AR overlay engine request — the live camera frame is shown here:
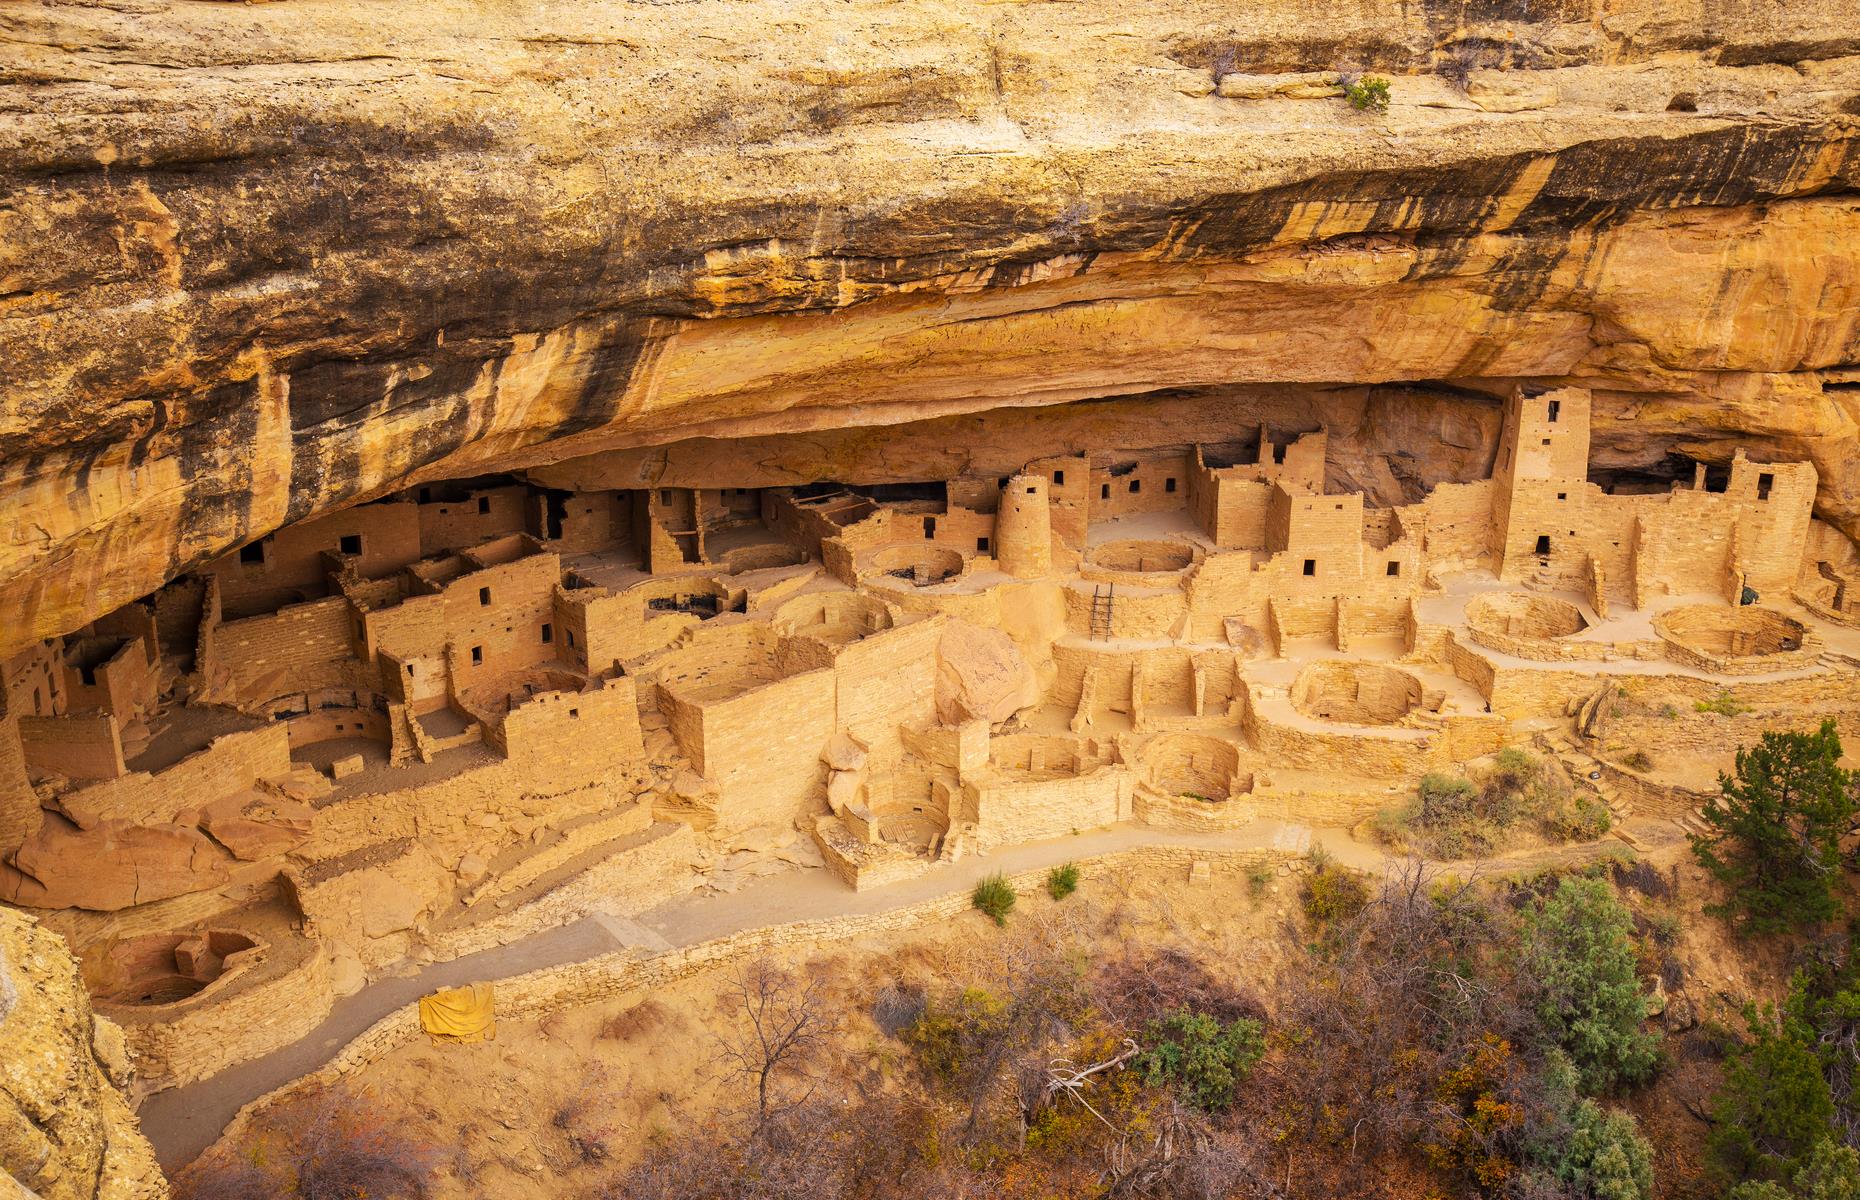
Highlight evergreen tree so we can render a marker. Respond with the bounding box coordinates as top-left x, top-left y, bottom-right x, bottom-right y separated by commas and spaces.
1520, 877, 1660, 1094
1711, 1003, 1838, 1185
1730, 1139, 1860, 1200
1693, 720, 1857, 934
